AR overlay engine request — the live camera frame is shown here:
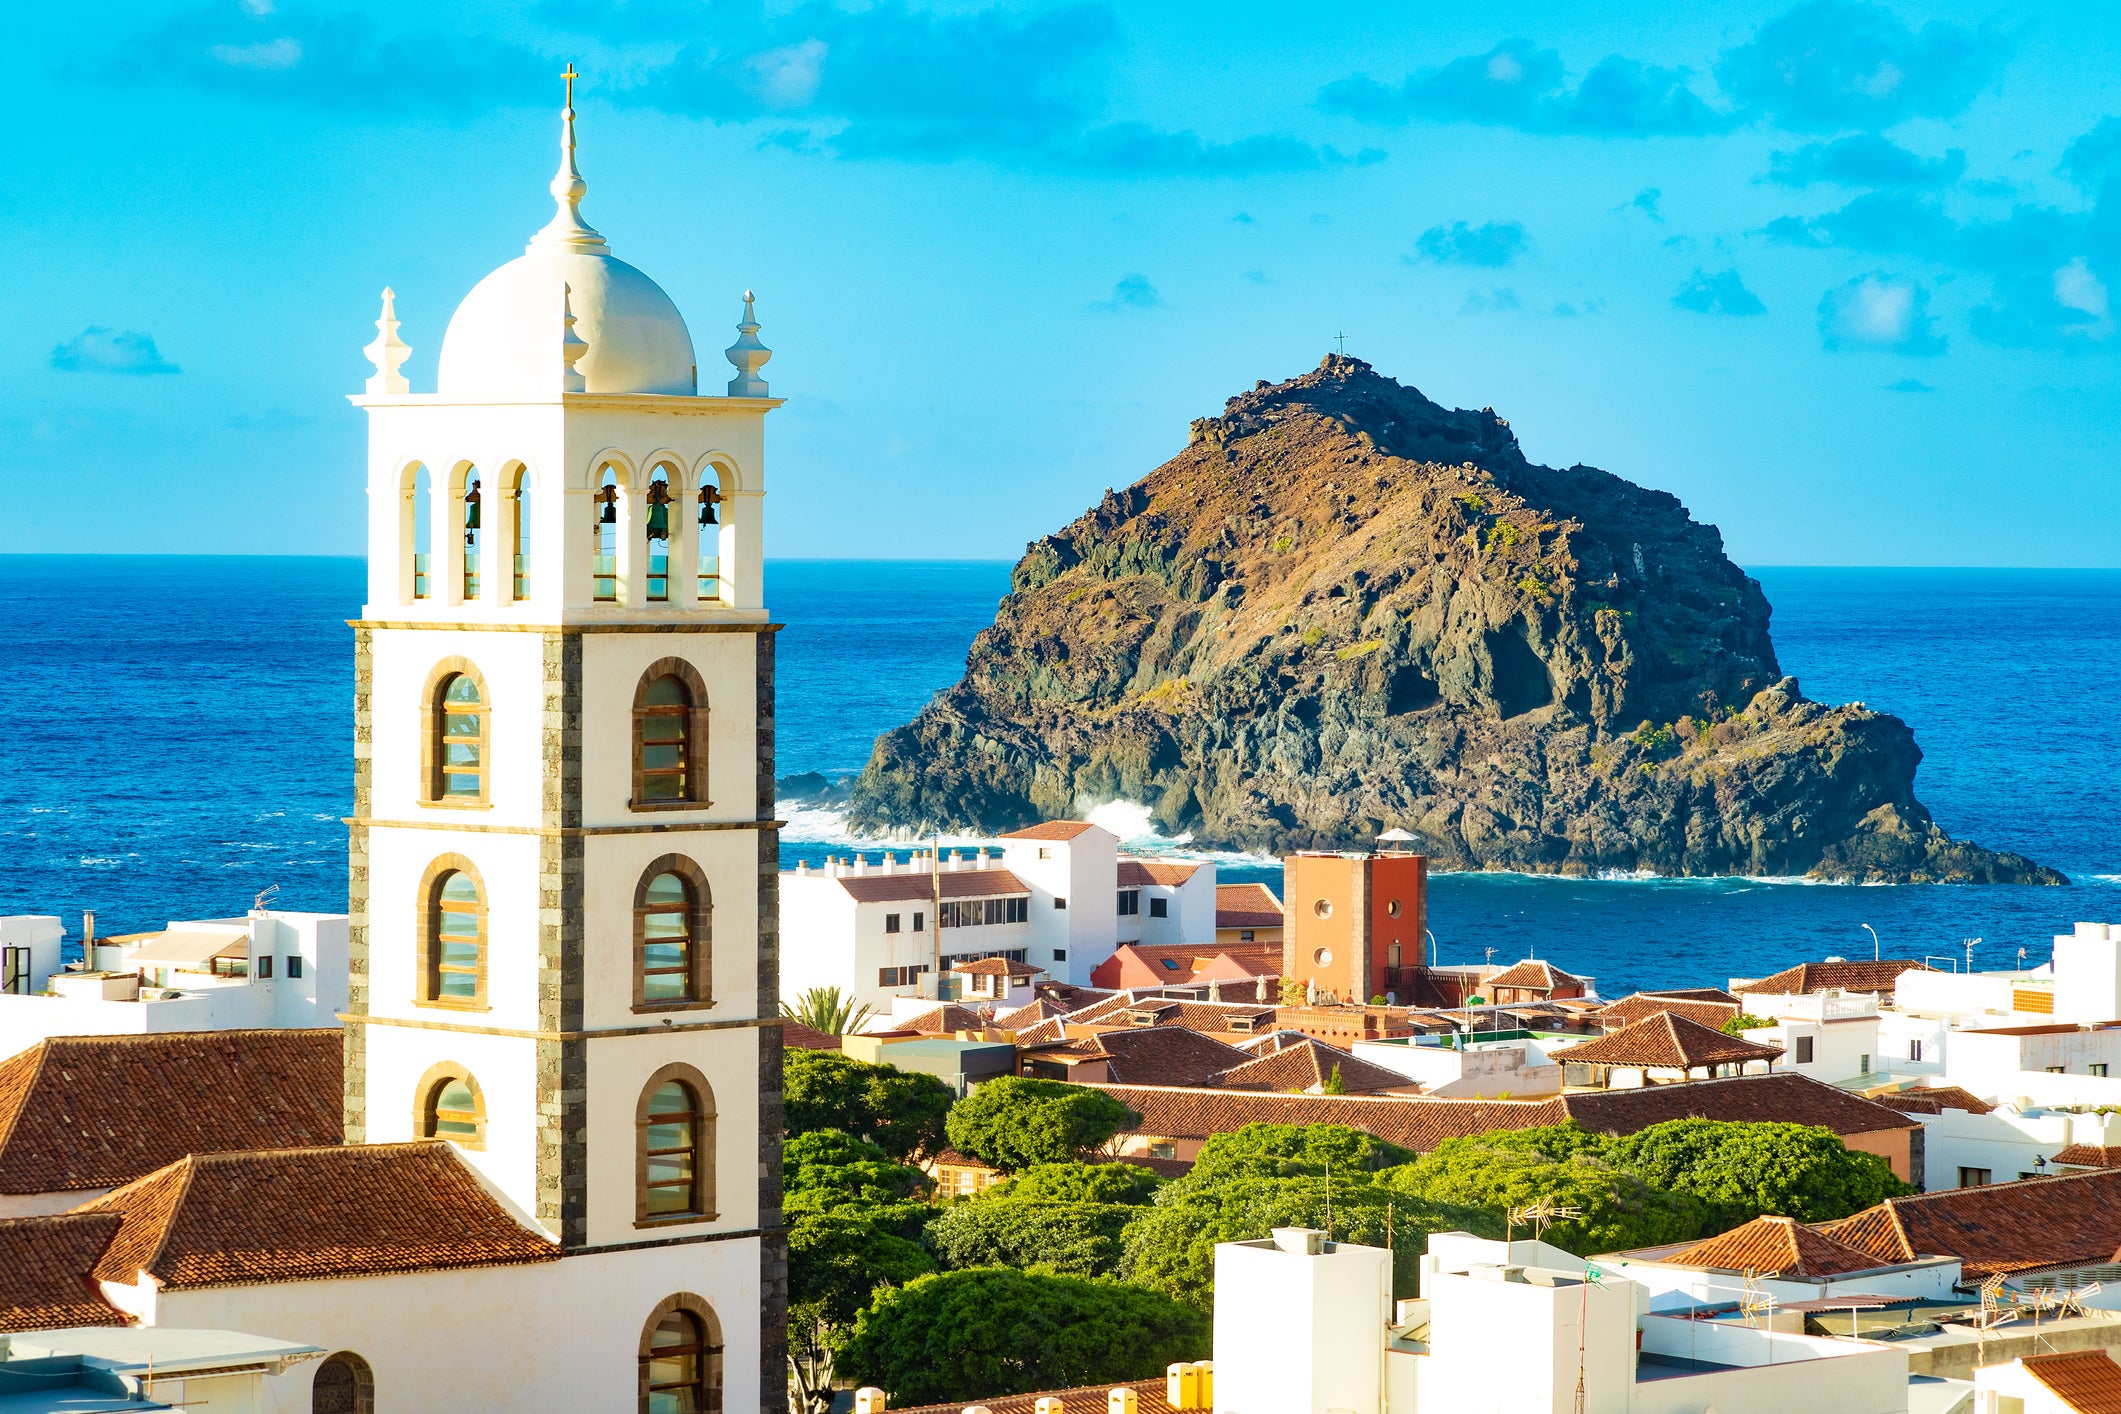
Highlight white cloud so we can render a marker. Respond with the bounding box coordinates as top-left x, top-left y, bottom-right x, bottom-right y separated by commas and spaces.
211, 37, 302, 70
49, 327, 181, 376
1818, 272, 1944, 354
